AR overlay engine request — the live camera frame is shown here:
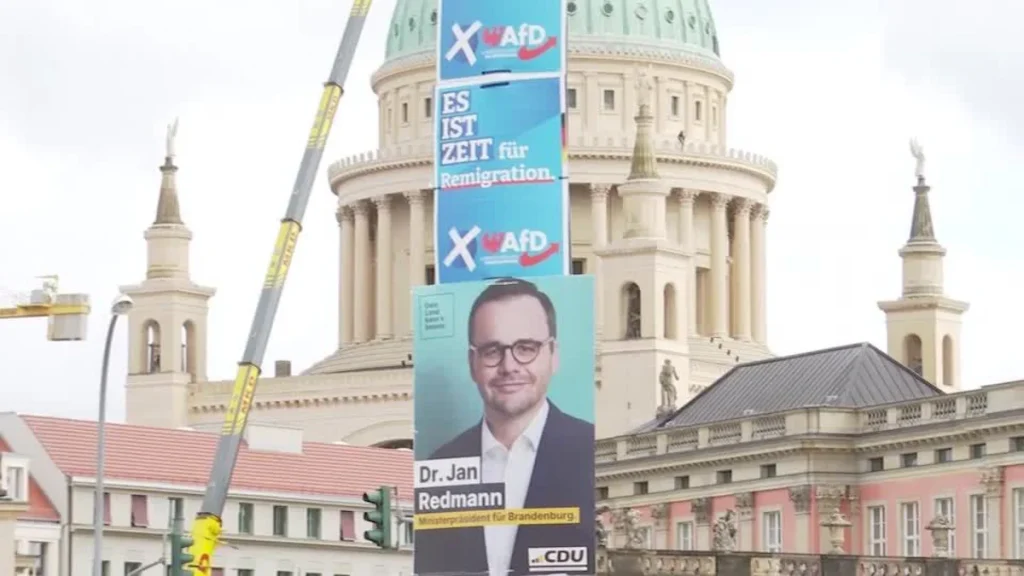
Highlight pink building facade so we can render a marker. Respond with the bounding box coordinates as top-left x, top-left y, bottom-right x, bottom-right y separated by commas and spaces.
595, 346, 1024, 559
